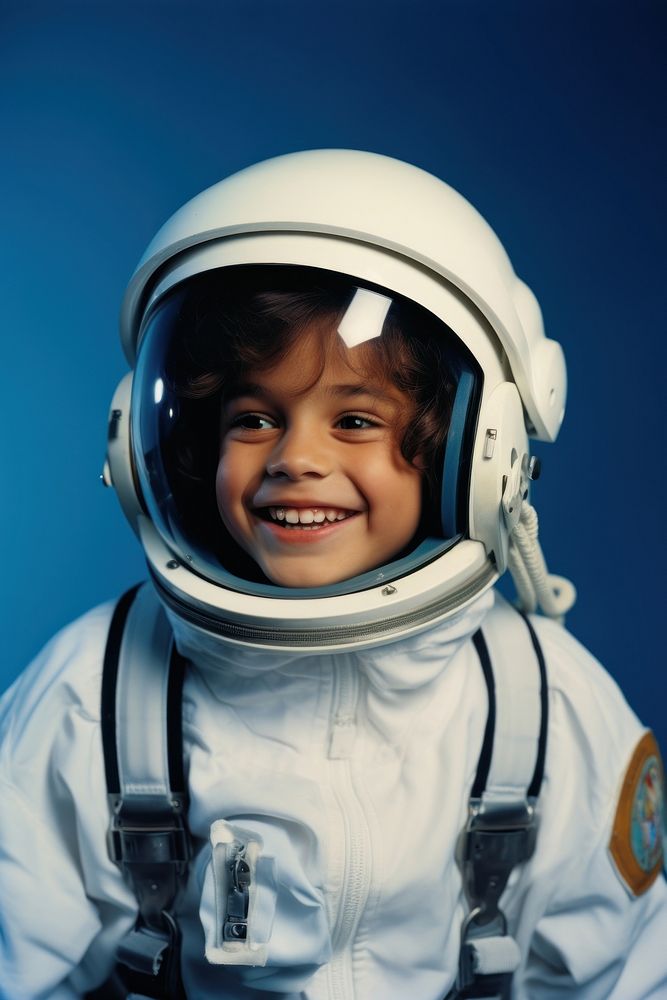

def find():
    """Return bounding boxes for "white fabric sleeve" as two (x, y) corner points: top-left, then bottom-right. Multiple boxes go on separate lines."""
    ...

(517, 614), (667, 999)
(0, 605), (136, 999)
(0, 779), (102, 999)
(524, 832), (667, 998)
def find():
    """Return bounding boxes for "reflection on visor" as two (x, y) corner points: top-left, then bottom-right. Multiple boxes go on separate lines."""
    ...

(153, 378), (165, 404)
(337, 288), (392, 348)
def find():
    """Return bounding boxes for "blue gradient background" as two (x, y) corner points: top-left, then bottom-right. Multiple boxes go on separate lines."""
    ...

(2, 2), (665, 750)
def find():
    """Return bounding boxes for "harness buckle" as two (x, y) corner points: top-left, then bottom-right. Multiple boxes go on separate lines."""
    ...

(107, 793), (191, 874)
(108, 825), (190, 868)
(114, 911), (186, 999)
(463, 828), (536, 916)
(451, 800), (537, 998)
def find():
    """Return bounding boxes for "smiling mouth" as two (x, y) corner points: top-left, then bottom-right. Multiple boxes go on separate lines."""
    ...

(255, 506), (357, 529)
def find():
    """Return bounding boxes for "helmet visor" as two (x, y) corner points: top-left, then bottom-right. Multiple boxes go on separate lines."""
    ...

(131, 265), (481, 593)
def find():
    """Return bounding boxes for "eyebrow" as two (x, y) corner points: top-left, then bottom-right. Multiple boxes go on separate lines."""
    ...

(226, 381), (399, 406)
(326, 383), (398, 405)
(226, 382), (270, 400)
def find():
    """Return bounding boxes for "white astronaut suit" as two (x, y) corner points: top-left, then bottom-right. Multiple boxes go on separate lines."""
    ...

(1, 151), (665, 1000)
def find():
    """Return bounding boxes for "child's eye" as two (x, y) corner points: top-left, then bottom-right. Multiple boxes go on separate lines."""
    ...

(230, 412), (276, 431)
(337, 414), (378, 430)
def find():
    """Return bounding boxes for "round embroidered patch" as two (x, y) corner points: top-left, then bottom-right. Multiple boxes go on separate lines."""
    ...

(609, 731), (665, 896)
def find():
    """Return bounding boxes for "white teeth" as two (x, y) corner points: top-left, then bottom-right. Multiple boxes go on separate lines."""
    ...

(266, 506), (352, 526)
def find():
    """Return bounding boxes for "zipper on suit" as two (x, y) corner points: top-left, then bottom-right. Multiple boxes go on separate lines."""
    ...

(325, 656), (373, 1000)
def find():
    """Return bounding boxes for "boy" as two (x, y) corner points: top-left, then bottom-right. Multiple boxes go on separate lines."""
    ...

(1, 150), (665, 1000)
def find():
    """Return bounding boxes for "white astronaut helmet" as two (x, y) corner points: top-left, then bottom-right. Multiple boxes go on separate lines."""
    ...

(106, 149), (572, 653)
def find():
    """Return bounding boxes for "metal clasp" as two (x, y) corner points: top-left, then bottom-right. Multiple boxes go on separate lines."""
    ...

(223, 844), (251, 942)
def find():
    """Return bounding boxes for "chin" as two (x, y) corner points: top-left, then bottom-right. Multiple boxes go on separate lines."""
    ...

(263, 561), (359, 589)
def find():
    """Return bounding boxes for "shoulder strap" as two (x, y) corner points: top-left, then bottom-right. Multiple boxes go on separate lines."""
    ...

(99, 583), (190, 1000)
(448, 603), (548, 1000)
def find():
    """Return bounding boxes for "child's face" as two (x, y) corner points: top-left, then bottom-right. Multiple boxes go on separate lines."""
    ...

(215, 326), (423, 587)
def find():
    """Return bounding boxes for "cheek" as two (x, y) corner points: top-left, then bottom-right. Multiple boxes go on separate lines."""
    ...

(365, 453), (424, 531)
(215, 446), (266, 526)
(394, 473), (424, 534)
(214, 452), (243, 525)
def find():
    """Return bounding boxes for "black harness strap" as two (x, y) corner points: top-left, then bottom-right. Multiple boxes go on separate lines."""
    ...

(470, 630), (497, 800)
(521, 612), (548, 800)
(101, 584), (142, 797)
(88, 585), (190, 1000)
(446, 608), (548, 1000)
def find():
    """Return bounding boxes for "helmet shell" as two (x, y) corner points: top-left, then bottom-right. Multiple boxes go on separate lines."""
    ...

(121, 150), (565, 442)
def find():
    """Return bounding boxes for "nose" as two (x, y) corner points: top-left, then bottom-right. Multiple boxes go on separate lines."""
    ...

(265, 423), (332, 480)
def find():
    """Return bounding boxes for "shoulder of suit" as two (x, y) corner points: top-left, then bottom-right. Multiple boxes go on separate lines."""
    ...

(1, 597), (118, 753)
(522, 610), (665, 896)
(523, 610), (641, 743)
